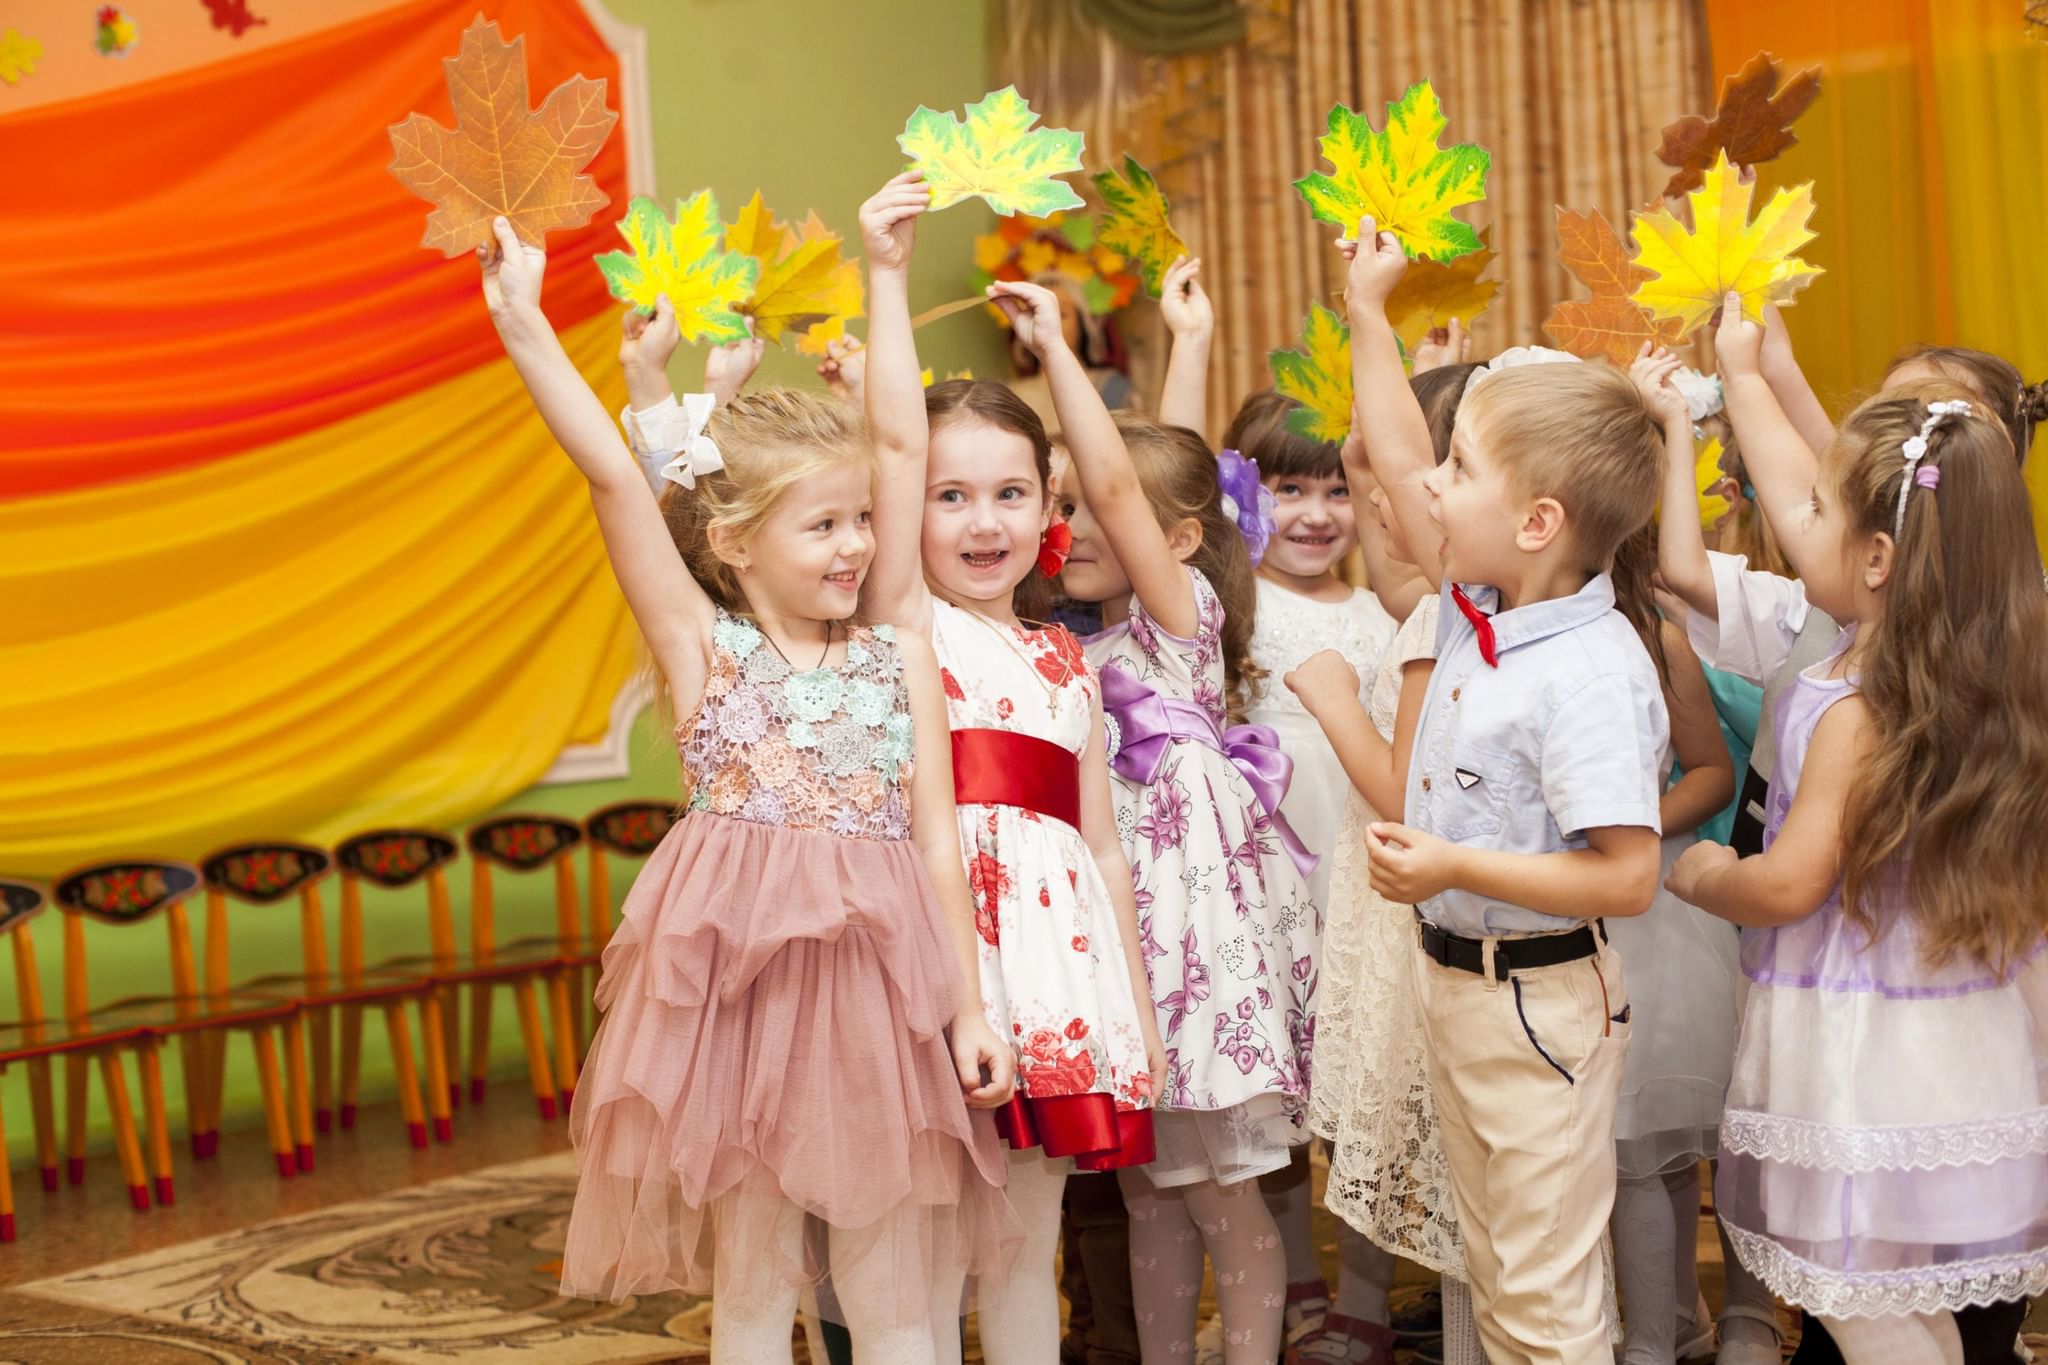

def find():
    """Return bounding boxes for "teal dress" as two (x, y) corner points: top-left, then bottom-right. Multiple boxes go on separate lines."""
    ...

(1698, 665), (1762, 846)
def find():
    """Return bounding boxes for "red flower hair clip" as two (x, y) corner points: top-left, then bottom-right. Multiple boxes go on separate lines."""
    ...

(1037, 518), (1073, 578)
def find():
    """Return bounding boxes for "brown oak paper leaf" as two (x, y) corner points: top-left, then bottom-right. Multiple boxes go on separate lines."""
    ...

(1656, 51), (1822, 199)
(387, 16), (618, 257)
(1542, 206), (1685, 366)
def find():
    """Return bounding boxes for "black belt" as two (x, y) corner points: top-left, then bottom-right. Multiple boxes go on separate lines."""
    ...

(1416, 913), (1604, 982)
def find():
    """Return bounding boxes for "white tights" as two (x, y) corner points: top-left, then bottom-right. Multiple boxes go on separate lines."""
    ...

(1121, 1168), (1285, 1362)
(1821, 1311), (1964, 1365)
(1441, 1277), (1486, 1365)
(975, 1151), (1070, 1365)
(1611, 1164), (1703, 1364)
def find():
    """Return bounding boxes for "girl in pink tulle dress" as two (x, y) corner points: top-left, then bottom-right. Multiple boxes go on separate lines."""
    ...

(478, 220), (1016, 1365)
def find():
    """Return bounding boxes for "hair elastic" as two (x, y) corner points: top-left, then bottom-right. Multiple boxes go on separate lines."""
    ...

(1893, 399), (1971, 538)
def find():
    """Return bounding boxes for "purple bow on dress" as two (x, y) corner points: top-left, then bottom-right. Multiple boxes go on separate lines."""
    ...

(1099, 665), (1320, 880)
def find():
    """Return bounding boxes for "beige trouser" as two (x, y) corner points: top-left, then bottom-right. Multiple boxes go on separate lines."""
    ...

(1410, 934), (1630, 1365)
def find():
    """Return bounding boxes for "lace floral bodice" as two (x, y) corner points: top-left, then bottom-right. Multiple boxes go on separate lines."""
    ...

(1367, 592), (1441, 740)
(1248, 578), (1397, 718)
(677, 611), (916, 841)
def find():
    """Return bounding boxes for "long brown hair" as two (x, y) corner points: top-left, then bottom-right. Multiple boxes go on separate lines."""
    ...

(1886, 345), (2046, 463)
(1832, 385), (2048, 972)
(925, 378), (1055, 620)
(1113, 411), (1267, 720)
(1608, 526), (1671, 686)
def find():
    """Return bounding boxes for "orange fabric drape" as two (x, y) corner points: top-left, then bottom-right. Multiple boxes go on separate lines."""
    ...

(999, 0), (1713, 434)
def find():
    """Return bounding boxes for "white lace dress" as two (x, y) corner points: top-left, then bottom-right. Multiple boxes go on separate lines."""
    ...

(1314, 593), (1467, 1277)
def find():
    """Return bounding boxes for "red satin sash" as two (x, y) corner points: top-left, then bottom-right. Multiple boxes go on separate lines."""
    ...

(994, 1091), (1158, 1171)
(950, 729), (1081, 828)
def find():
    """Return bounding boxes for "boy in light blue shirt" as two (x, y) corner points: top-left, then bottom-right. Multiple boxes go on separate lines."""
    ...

(1339, 219), (1670, 1365)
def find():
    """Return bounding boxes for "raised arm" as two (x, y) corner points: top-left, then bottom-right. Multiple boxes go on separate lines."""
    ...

(1758, 302), (1836, 456)
(1657, 623), (1735, 839)
(1156, 254), (1214, 436)
(480, 218), (711, 706)
(992, 279), (1199, 637)
(1718, 296), (1830, 576)
(1636, 345), (1717, 621)
(858, 172), (935, 631)
(1342, 218), (1444, 588)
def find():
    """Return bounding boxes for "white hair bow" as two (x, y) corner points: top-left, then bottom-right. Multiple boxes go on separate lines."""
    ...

(1462, 345), (1581, 399)
(657, 393), (725, 490)
(1671, 367), (1725, 422)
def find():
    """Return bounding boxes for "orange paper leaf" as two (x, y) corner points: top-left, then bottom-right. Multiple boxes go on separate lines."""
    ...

(1656, 51), (1821, 199)
(1541, 207), (1685, 366)
(387, 16), (618, 257)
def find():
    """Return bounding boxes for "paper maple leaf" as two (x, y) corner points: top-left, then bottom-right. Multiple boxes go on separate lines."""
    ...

(94, 7), (137, 57)
(0, 29), (42, 84)
(724, 193), (863, 347)
(1092, 155), (1189, 296)
(1268, 303), (1353, 445)
(386, 17), (617, 257)
(202, 0), (267, 37)
(1657, 52), (1822, 199)
(596, 192), (758, 344)
(1294, 81), (1489, 262)
(1630, 152), (1823, 338)
(1542, 207), (1686, 366)
(899, 86), (1085, 218)
(1385, 227), (1503, 351)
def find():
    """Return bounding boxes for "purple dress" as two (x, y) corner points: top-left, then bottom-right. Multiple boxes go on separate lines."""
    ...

(1715, 632), (2048, 1318)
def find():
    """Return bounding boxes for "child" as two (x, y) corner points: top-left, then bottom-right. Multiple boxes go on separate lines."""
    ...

(1667, 313), (2048, 1364)
(473, 219), (1018, 1365)
(1344, 217), (1670, 1364)
(856, 173), (1165, 1365)
(1288, 359), (1485, 1365)
(1156, 255), (1401, 1357)
(1002, 270), (1317, 1362)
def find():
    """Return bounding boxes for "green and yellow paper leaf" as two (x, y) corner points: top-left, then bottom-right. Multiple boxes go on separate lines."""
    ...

(899, 86), (1085, 217)
(921, 367), (974, 388)
(1092, 155), (1188, 295)
(724, 192), (863, 347)
(1268, 302), (1353, 444)
(1629, 151), (1822, 337)
(1293, 81), (1488, 262)
(1384, 227), (1502, 350)
(595, 191), (757, 344)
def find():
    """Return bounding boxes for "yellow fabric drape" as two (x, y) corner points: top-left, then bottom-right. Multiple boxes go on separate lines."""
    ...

(0, 314), (643, 875)
(1001, 0), (1712, 434)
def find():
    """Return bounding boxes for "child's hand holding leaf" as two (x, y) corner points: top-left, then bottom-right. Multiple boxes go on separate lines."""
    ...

(1158, 255), (1214, 343)
(1715, 291), (1766, 381)
(1342, 216), (1410, 320)
(1630, 345), (1690, 429)
(704, 323), (765, 408)
(479, 216), (548, 320)
(618, 296), (680, 379)
(860, 172), (927, 274)
(986, 279), (1066, 359)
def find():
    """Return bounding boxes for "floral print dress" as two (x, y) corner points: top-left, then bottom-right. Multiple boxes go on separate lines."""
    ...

(930, 600), (1158, 1135)
(1086, 566), (1317, 1187)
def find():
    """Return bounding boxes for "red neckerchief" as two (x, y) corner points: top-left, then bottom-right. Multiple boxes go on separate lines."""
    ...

(1450, 584), (1499, 668)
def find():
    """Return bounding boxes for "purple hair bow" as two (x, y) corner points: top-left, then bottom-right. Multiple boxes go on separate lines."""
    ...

(1214, 448), (1279, 566)
(1099, 665), (1318, 880)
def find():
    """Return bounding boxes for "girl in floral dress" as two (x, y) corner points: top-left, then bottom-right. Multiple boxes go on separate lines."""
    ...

(987, 274), (1315, 1364)
(858, 175), (1165, 1365)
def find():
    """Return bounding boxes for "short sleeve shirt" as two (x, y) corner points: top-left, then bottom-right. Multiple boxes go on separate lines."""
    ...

(1406, 574), (1669, 937)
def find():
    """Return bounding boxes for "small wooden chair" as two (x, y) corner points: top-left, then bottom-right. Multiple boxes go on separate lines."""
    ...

(0, 878), (152, 1240)
(581, 802), (680, 1042)
(50, 860), (305, 1205)
(462, 815), (585, 1115)
(200, 842), (445, 1163)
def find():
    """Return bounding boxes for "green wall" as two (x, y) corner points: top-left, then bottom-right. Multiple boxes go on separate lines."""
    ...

(2, 0), (997, 1164)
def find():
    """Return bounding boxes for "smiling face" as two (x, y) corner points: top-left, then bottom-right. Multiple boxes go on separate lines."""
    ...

(726, 459), (876, 620)
(1260, 471), (1356, 582)
(922, 414), (1050, 608)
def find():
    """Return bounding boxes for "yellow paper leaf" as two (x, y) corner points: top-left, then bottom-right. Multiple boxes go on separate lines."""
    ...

(1384, 227), (1503, 350)
(1267, 303), (1352, 445)
(898, 86), (1085, 217)
(1293, 81), (1489, 262)
(595, 191), (756, 344)
(723, 192), (864, 347)
(1696, 436), (1732, 529)
(0, 29), (43, 84)
(1091, 155), (1189, 295)
(1630, 151), (1823, 337)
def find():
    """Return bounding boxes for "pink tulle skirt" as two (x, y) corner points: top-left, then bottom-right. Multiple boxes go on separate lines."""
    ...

(558, 811), (1018, 1324)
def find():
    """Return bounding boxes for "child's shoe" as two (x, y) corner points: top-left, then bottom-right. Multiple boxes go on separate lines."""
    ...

(1287, 1314), (1398, 1365)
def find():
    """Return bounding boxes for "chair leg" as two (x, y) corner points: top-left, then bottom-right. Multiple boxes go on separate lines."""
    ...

(137, 1043), (175, 1206)
(0, 1088), (14, 1240)
(545, 970), (580, 1115)
(63, 1054), (87, 1186)
(418, 994), (453, 1144)
(438, 984), (461, 1111)
(337, 1002), (363, 1130)
(282, 1016), (314, 1174)
(466, 978), (493, 1106)
(194, 1029), (228, 1159)
(97, 1053), (149, 1211)
(509, 980), (558, 1120)
(382, 1003), (428, 1149)
(176, 1031), (208, 1160)
(27, 1056), (57, 1193)
(309, 1003), (333, 1134)
(249, 1030), (295, 1180)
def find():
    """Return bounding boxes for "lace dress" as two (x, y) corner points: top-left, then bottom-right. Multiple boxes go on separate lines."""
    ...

(560, 611), (1015, 1321)
(1315, 593), (1465, 1275)
(1246, 577), (1397, 916)
(1716, 632), (2048, 1318)
(1087, 566), (1317, 1187)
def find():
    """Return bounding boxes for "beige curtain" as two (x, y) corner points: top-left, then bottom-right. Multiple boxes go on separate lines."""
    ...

(1000, 0), (1714, 435)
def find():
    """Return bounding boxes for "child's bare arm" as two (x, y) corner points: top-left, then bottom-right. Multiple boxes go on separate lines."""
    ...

(1078, 701), (1169, 1099)
(1635, 346), (1718, 620)
(1342, 219), (1444, 588)
(859, 173), (935, 632)
(1366, 822), (1663, 920)
(1718, 297), (1829, 577)
(1759, 302), (1836, 456)
(1658, 624), (1735, 839)
(1156, 255), (1213, 437)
